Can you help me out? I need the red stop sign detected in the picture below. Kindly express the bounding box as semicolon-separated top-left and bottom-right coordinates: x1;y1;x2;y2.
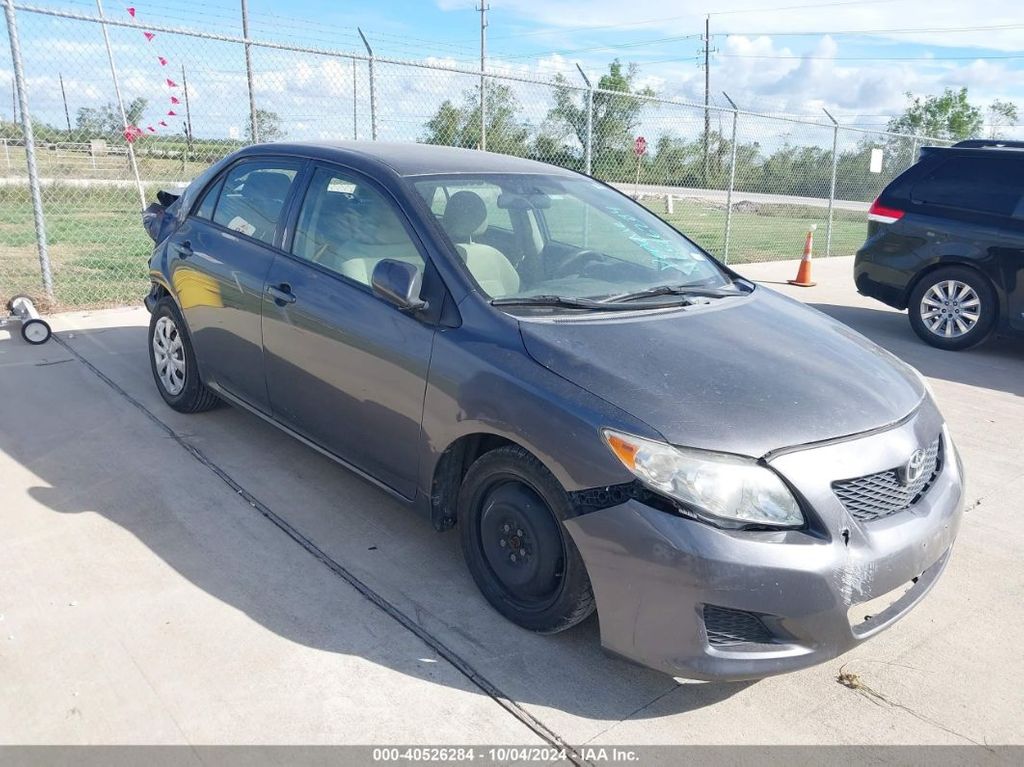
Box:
634;135;647;157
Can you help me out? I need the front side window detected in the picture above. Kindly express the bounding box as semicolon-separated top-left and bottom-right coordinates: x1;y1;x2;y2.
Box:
210;161;299;245
292;166;425;287
413;173;730;302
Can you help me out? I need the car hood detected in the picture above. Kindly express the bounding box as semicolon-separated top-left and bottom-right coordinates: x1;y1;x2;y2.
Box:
517;288;924;458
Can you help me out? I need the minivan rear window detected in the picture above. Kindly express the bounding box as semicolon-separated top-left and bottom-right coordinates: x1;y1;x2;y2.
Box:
911;156;1022;217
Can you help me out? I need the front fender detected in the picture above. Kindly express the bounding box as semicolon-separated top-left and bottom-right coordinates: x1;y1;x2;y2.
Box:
417;321;656;500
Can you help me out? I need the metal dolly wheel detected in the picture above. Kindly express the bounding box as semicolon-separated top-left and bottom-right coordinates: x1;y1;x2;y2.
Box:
2;294;52;345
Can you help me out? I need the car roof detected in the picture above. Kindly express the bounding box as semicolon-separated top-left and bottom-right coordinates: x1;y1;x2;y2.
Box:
236;141;578;178
920;141;1024;161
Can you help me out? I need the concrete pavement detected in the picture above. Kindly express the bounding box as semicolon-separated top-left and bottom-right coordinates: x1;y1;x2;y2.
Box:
1;256;1021;747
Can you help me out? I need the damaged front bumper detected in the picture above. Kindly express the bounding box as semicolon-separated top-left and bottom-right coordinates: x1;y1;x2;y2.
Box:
564;403;964;681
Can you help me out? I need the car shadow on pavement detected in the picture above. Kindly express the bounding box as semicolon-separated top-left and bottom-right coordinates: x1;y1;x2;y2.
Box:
2;325;751;724
811;303;1024;397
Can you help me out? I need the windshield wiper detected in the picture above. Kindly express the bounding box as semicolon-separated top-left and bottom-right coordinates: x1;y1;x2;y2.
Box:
490;294;683;311
602;283;749;304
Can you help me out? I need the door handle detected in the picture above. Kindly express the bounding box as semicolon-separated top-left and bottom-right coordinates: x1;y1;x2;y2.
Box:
267;283;297;305
173;240;193;258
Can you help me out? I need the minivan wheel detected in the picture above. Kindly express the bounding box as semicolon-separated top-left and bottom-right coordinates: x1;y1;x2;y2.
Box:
149;297;220;412
458;446;595;634
908;266;996;351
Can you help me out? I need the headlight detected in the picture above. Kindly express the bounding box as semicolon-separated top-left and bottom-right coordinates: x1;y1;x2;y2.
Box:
602;429;804;529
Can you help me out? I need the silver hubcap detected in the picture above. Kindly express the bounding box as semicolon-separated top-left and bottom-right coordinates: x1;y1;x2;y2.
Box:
152;316;186;395
920;280;980;338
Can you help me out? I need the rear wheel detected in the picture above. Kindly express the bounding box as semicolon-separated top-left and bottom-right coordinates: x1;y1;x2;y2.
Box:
458;446;595;634
149;297;220;412
908;266;996;351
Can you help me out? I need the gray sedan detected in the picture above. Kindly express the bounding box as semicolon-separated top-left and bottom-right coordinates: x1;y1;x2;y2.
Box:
142;142;964;679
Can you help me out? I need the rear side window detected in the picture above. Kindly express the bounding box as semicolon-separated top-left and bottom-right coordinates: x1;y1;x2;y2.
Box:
209;161;300;245
911;156;1022;216
194;176;224;221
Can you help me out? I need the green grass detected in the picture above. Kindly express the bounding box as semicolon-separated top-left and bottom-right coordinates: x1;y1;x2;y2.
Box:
0;185;867;309
1;185;154;307
642;198;866;265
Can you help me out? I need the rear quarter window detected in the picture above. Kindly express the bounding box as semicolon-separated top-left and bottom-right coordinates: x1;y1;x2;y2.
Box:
911;156;1023;217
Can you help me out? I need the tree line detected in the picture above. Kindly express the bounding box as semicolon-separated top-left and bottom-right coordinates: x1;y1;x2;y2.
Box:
422;63;1017;203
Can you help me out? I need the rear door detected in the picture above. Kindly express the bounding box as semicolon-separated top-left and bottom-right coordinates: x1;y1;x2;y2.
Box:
261;164;438;497
167;157;303;410
910;154;1024;329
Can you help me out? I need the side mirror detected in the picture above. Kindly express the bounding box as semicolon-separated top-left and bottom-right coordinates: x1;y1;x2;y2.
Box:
371;259;428;312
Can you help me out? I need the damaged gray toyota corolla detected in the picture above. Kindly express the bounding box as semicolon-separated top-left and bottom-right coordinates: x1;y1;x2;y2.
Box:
143;142;964;680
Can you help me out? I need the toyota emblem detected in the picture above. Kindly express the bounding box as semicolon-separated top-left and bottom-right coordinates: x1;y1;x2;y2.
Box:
900;448;928;485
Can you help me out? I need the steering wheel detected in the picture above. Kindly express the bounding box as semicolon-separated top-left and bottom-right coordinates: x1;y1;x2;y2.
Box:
552;249;604;279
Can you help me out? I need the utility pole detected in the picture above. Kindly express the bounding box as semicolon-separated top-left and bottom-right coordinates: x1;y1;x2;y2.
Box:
478;2;488;151
240;0;258;143
59;73;72;135
702;14;712;187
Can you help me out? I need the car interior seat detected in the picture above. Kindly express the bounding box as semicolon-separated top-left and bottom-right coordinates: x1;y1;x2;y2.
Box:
440;191;521;298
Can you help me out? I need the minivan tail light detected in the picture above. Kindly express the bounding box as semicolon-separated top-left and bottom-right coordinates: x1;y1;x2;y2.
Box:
868;199;904;224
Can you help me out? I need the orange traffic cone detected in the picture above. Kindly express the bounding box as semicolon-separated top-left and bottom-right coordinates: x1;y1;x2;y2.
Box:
788;224;817;287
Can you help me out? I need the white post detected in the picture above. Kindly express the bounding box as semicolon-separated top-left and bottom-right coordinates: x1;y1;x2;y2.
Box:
95;0;146;210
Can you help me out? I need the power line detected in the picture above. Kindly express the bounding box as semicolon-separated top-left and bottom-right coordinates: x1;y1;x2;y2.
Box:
719;53;1024;61
717;21;1024;36
491;33;702;61
710;0;907;16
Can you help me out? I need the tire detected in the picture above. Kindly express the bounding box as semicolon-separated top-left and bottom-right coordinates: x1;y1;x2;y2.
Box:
148;297;220;413
458;445;595;634
908;266;996;351
20;318;51;345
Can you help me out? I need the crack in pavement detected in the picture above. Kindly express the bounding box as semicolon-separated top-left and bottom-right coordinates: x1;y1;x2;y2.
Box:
54;333;592;765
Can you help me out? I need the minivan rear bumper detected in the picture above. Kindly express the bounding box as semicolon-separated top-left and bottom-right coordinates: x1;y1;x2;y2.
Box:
854;246;911;309
564;412;964;680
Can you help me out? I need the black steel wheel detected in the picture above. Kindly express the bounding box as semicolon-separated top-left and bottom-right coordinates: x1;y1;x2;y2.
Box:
458;445;595;633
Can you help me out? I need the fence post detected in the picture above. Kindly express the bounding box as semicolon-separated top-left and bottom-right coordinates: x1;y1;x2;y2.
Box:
909;135;918;168
352;58;358;140
721;92;739;264
575;64;593;176
95;0;146;210
4;0;54;300
240;0;259;143
823;108;840;258
358;29;377;141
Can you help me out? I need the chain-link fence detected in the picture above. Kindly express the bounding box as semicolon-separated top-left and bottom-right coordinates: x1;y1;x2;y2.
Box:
2;1;951;308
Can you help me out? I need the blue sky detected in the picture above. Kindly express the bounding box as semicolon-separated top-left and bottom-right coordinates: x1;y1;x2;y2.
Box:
4;0;1022;141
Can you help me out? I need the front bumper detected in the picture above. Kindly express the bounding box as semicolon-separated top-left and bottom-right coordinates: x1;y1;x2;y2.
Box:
565;403;964;680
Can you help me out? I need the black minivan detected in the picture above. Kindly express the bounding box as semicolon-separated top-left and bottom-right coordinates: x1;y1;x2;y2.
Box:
855;140;1024;350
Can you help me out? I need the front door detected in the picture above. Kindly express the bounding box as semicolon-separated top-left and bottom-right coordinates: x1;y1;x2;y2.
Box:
261;165;437;498
168;158;302;410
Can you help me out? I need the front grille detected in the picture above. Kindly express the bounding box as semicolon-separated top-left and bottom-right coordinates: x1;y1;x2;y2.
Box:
703;605;774;647
833;437;942;522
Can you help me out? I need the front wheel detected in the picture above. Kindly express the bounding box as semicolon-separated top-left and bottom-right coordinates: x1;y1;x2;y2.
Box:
908;266;996;351
458;445;595;634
